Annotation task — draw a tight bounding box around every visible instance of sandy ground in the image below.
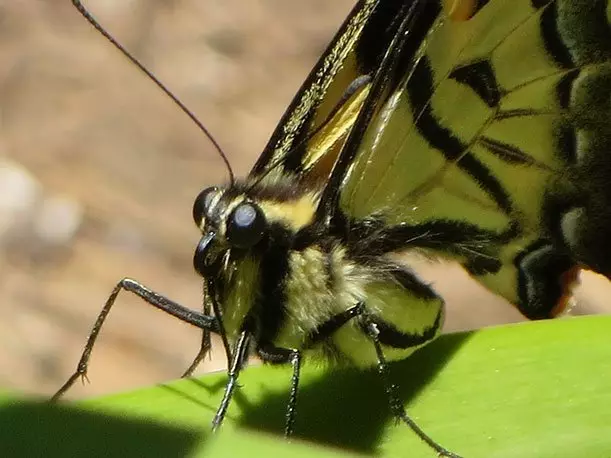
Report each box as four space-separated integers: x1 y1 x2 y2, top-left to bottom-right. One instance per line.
0 1 609 399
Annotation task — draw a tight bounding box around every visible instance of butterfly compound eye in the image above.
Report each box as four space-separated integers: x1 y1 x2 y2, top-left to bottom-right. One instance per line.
193 186 219 226
226 202 266 249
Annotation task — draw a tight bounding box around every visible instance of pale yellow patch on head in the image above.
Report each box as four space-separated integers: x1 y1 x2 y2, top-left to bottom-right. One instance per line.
258 192 319 231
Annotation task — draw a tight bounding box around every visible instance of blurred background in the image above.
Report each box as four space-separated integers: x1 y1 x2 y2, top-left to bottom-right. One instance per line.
0 0 609 399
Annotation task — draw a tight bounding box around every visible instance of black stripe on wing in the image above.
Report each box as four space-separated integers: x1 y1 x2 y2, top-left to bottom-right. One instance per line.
450 60 501 108
539 1 575 68
318 0 441 221
408 59 514 214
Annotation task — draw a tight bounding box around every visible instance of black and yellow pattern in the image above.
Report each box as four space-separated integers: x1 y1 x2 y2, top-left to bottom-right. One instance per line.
197 0 611 363
190 0 611 454
62 1 611 456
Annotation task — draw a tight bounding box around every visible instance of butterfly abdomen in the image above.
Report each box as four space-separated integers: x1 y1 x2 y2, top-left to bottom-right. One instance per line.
262 239 444 367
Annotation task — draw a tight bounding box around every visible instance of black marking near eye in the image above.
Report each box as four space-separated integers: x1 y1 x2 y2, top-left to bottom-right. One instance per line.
193 232 217 277
450 60 501 108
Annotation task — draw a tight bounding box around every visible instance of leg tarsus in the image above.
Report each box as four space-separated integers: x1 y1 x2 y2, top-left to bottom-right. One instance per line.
257 344 302 438
212 330 251 431
180 343 210 378
52 278 219 401
364 319 462 458
181 326 212 378
285 350 301 438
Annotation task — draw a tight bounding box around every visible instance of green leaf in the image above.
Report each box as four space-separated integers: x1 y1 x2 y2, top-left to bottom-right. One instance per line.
1 315 610 457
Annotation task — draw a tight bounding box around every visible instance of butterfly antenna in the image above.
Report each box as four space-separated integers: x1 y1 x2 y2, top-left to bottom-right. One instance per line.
72 1 235 185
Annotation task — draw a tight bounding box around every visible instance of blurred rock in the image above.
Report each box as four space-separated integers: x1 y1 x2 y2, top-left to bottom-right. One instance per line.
0 158 41 243
0 158 83 265
104 221 147 255
34 194 83 247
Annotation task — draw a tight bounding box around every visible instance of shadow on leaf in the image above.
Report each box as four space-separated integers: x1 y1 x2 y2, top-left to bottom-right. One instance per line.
237 331 473 453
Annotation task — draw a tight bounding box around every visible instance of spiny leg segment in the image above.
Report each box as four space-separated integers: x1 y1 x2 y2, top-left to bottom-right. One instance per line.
362 314 463 458
51 278 220 400
212 330 251 431
296 303 461 457
181 282 213 378
257 344 303 437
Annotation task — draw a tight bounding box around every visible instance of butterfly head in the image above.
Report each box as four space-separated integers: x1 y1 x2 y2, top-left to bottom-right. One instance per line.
192 186 268 277
191 181 320 343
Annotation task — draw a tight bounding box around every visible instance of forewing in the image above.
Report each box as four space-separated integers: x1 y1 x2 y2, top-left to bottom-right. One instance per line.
249 0 421 191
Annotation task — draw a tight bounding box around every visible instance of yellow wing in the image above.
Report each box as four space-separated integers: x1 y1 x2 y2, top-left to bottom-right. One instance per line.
336 0 611 317
250 0 382 188
249 0 611 318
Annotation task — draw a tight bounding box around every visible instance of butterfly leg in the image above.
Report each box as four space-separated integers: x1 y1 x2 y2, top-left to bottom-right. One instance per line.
180 329 212 378
51 277 220 400
248 307 365 437
212 330 251 431
254 306 366 437
362 314 462 458
181 284 214 378
257 344 302 437
303 304 458 456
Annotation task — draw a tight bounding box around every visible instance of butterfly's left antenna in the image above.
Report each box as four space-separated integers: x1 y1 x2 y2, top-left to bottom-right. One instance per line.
71 0 235 185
